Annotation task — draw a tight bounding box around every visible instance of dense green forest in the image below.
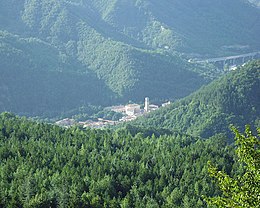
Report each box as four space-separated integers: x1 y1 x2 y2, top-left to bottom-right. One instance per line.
88 0 260 55
0 31 114 117
0 112 241 207
2 0 259 55
1 0 260 117
132 61 260 138
0 1 259 207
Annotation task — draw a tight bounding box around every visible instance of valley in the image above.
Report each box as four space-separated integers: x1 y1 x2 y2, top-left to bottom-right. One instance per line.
190 51 260 69
55 97 170 128
0 1 259 207
1 0 260 118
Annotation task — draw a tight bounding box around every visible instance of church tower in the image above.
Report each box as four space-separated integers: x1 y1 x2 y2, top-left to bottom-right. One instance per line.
144 97 149 112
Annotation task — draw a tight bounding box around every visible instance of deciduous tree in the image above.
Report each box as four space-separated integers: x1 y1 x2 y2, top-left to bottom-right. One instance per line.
205 125 260 208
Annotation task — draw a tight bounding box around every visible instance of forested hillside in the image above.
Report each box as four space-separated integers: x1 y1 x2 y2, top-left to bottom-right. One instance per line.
0 1 259 207
88 0 260 55
0 31 114 116
0 112 240 207
3 0 259 55
133 61 260 138
1 0 260 116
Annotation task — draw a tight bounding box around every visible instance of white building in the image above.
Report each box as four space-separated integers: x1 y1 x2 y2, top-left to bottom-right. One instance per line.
144 97 149 112
149 104 159 111
125 104 141 116
107 105 126 113
162 101 171 107
55 118 76 127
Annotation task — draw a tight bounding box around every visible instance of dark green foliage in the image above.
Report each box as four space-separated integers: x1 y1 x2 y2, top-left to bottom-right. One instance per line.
0 31 115 116
0 66 112 117
85 0 260 55
87 0 260 55
133 60 260 138
0 112 237 207
91 109 123 121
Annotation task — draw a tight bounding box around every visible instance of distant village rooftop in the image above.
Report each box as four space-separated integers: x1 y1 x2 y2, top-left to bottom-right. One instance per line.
55 97 171 128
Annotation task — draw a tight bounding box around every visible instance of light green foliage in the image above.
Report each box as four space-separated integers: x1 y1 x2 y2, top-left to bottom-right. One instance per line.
141 20 181 51
76 21 205 99
206 125 260 208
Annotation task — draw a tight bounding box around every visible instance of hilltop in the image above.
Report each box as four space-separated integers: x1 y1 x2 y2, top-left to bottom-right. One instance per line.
3 0 260 55
132 60 260 138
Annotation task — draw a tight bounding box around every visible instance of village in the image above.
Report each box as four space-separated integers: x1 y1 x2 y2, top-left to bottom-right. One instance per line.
55 97 171 128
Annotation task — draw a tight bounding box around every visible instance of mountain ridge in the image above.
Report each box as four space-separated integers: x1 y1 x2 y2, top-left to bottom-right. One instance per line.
132 60 260 138
1 0 260 116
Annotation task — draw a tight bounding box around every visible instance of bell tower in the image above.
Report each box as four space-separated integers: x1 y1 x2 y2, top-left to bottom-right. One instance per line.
144 97 149 112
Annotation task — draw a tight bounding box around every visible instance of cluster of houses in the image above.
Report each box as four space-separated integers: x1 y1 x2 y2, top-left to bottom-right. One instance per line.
55 97 171 128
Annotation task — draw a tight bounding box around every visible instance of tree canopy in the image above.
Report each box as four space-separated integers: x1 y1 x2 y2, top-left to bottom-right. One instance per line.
0 112 237 207
206 125 260 207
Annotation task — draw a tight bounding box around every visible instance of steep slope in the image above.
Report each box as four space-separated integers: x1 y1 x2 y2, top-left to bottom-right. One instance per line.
89 0 260 55
0 66 113 117
0 0 209 117
133 60 260 138
76 23 205 99
0 31 113 116
0 0 259 117
0 31 80 74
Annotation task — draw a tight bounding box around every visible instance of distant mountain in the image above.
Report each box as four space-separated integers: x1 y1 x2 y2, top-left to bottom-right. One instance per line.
0 31 114 116
0 0 259 116
133 60 260 138
0 30 206 115
86 0 260 55
1 0 259 62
